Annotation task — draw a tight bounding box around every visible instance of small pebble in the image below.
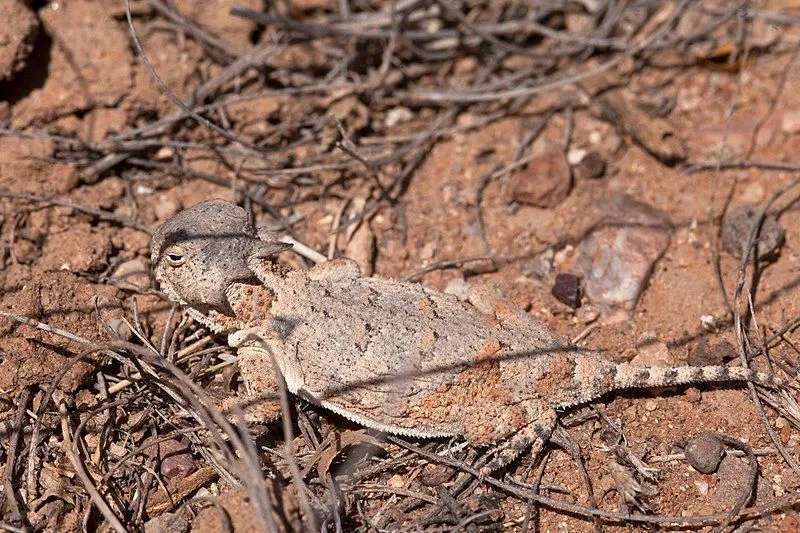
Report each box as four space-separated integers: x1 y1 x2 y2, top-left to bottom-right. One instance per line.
571 151 606 180
419 463 455 486
444 277 469 301
575 304 600 324
385 106 413 128
553 245 574 267
700 315 717 331
685 433 725 474
721 205 785 261
694 480 709 496
567 147 587 165
551 272 581 308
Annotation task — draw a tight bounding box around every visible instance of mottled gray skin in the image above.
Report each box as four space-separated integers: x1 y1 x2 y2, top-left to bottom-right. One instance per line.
151 200 290 314
151 200 784 473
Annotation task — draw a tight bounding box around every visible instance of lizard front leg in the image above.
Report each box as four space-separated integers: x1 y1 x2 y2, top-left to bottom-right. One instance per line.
225 327 288 424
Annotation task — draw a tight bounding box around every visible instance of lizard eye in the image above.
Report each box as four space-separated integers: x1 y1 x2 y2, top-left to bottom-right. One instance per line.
164 246 186 267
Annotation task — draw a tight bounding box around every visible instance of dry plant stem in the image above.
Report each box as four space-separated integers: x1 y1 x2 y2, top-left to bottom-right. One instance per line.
730 177 800 479
2 309 258 503
269 349 320 532
402 255 496 282
125 0 255 153
145 0 242 61
124 0 267 155
388 436 800 528
0 190 151 233
24 395 42 504
59 402 128 533
686 159 800 172
4 389 31 529
551 428 601 533
279 235 327 264
107 335 212 394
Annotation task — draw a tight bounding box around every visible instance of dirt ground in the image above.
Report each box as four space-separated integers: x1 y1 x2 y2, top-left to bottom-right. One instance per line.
4 0 800 531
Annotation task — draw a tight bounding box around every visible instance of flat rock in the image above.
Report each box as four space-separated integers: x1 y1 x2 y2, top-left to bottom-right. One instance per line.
506 145 572 208
12 0 133 127
0 0 38 81
573 193 671 322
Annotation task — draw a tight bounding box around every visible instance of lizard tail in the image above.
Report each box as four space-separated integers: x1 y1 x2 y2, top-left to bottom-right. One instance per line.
611 363 787 391
553 356 793 410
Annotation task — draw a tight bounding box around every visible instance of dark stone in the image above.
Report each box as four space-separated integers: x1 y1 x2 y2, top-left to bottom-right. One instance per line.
685 433 725 474
551 272 581 308
572 151 606 180
506 147 572 208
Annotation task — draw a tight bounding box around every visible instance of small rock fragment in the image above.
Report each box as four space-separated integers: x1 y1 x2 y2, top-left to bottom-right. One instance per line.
685 433 724 474
573 193 672 321
551 272 581 308
694 480 709 496
521 248 554 280
112 259 151 290
0 0 38 81
144 512 189 533
575 304 600 324
567 148 587 165
506 146 572 208
700 314 717 331
688 340 737 367
385 106 414 128
419 463 455 486
444 276 469 301
631 341 674 367
571 151 606 180
721 205 785 261
152 439 196 479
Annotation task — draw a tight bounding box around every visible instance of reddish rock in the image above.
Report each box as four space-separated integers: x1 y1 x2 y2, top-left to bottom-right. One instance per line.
507 147 572 208
0 0 38 81
12 0 133 126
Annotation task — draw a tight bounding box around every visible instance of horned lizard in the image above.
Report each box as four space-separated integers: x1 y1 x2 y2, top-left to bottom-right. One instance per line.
151 199 784 473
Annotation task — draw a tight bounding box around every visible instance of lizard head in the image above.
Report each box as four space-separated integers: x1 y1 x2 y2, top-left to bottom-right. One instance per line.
150 199 291 315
